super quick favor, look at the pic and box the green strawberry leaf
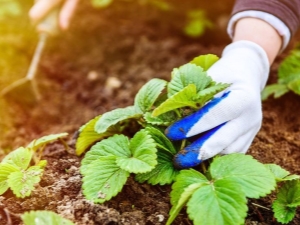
[168,63,212,97]
[81,134,130,174]
[187,179,247,225]
[135,148,179,185]
[27,133,68,151]
[152,84,198,116]
[190,54,219,71]
[288,79,300,95]
[166,169,209,225]
[170,170,208,212]
[95,106,142,134]
[265,164,300,182]
[143,111,177,126]
[22,210,74,225]
[0,163,20,181]
[2,147,33,170]
[116,130,157,173]
[209,154,276,198]
[0,181,8,196]
[76,115,121,155]
[134,78,167,112]
[145,126,177,154]
[167,169,209,225]
[7,166,43,198]
[0,163,20,195]
[195,82,229,106]
[273,180,300,224]
[278,49,300,84]
[81,156,130,203]
[261,84,289,100]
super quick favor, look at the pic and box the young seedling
[0,133,68,198]
[21,210,74,225]
[265,164,300,224]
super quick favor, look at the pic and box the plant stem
[175,109,181,118]
[201,162,207,173]
[180,139,186,150]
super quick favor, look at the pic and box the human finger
[59,0,80,30]
[29,0,62,23]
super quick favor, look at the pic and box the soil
[0,1,300,224]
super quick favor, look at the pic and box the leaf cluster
[167,154,277,225]
[77,54,229,203]
[0,133,67,198]
[262,47,300,100]
[267,164,300,224]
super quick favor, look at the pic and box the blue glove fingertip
[166,91,230,141]
[173,149,202,169]
[173,122,227,169]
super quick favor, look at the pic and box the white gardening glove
[166,40,269,168]
[29,0,79,30]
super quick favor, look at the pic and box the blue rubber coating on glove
[173,122,227,169]
[166,91,230,141]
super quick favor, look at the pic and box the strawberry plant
[0,133,68,198]
[262,46,300,100]
[77,54,229,202]
[76,53,300,224]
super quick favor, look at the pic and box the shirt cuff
[227,10,291,52]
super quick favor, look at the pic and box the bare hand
[29,0,79,30]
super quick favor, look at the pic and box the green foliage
[0,0,22,19]
[27,133,68,151]
[273,180,300,224]
[135,127,179,185]
[91,0,113,8]
[22,210,74,225]
[77,52,300,224]
[167,154,277,225]
[262,47,300,100]
[0,133,67,198]
[265,164,300,182]
[81,130,157,203]
[78,54,225,202]
[184,10,213,37]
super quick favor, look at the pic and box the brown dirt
[0,1,300,224]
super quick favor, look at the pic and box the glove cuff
[222,40,270,91]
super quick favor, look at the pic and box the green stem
[201,162,207,174]
[175,109,181,118]
[180,139,186,150]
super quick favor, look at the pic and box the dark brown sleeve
[232,0,300,36]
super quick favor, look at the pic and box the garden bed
[0,1,299,224]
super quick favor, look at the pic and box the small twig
[252,202,271,211]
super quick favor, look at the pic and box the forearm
[232,17,282,65]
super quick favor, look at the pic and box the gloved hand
[166,40,270,169]
[29,0,79,30]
